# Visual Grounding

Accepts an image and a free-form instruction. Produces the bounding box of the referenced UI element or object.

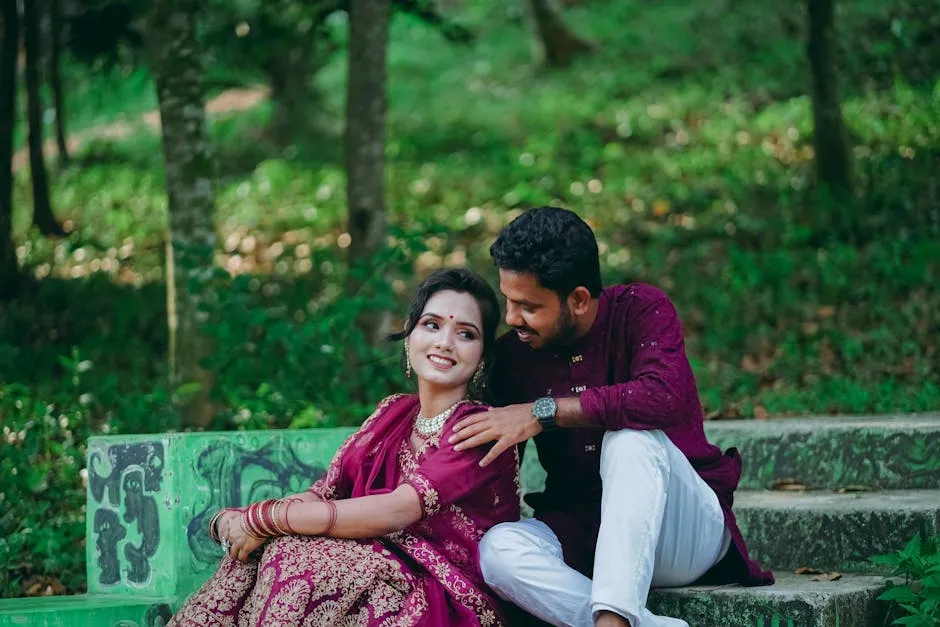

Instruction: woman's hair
[388,268,501,400]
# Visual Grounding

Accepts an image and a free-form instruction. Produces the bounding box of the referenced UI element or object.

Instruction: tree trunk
[807,0,852,193]
[149,0,217,429]
[1,0,21,298]
[527,0,592,68]
[48,0,68,165]
[266,43,319,144]
[345,0,390,345]
[23,0,64,236]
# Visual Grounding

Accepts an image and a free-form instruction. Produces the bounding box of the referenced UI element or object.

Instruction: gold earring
[472,361,485,388]
[404,340,413,379]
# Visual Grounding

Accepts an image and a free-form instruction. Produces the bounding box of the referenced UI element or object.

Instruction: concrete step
[0,577,887,627]
[0,595,176,627]
[648,572,888,627]
[704,413,940,490]
[735,489,940,575]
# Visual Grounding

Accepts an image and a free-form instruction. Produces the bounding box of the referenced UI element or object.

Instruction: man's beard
[539,304,579,351]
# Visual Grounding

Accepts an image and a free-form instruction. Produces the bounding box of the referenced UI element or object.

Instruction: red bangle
[282,498,301,534]
[244,503,266,538]
[323,500,337,536]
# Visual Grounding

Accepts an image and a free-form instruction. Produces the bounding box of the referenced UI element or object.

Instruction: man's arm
[452,291,698,465]
[577,293,695,432]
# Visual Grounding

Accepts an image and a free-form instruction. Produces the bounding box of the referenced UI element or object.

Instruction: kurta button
[572,385,586,393]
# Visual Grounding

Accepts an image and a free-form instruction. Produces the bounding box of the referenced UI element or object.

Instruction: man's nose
[505,304,523,328]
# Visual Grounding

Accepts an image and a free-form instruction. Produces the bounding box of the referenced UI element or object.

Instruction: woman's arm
[287,485,423,539]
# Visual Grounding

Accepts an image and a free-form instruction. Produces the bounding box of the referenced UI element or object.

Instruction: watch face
[534,397,556,419]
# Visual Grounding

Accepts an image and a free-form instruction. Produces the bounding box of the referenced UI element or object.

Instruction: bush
[871,536,940,626]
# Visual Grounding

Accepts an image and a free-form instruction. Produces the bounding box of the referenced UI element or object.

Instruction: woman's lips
[428,354,456,370]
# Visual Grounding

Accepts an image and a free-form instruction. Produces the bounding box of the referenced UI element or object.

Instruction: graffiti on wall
[186,440,327,567]
[88,442,164,586]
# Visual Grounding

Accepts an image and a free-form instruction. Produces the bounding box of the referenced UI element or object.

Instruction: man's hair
[388,267,501,400]
[490,207,602,298]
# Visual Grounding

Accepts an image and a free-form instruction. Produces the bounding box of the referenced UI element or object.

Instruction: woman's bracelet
[209,507,245,544]
[323,499,337,536]
[240,498,307,539]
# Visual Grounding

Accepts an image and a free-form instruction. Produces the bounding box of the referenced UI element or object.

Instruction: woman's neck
[415,380,467,418]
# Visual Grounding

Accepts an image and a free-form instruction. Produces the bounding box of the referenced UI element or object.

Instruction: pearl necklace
[414,402,461,436]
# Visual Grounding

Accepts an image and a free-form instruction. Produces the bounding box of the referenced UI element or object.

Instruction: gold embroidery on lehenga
[393,533,502,627]
[242,534,423,626]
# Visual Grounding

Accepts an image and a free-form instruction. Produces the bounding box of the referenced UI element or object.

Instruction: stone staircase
[0,413,937,626]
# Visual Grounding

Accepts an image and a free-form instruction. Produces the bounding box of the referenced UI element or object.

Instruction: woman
[170,268,521,626]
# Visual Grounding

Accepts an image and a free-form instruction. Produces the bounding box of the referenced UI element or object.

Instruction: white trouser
[480,429,731,627]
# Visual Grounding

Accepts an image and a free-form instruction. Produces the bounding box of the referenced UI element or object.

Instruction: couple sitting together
[170,207,773,627]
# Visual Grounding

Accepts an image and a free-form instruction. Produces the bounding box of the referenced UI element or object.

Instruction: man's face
[498,269,578,350]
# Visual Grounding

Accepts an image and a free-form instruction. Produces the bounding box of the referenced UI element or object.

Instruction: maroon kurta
[492,283,773,586]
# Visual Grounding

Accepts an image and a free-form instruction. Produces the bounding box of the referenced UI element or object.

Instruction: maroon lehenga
[170,394,522,626]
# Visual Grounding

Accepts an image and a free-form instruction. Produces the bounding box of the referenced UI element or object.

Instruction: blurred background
[0,0,937,600]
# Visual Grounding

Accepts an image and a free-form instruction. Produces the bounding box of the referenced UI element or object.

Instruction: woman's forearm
[286,485,423,539]
[284,490,322,503]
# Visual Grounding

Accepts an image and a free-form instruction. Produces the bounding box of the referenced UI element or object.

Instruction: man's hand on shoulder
[449,404,542,467]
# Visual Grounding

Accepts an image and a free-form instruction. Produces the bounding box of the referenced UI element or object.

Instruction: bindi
[449,315,454,319]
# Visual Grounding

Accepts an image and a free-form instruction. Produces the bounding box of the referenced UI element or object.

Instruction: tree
[526,0,592,68]
[23,0,64,236]
[149,0,217,428]
[48,0,69,165]
[345,0,391,344]
[202,0,472,141]
[1,0,20,298]
[807,0,852,193]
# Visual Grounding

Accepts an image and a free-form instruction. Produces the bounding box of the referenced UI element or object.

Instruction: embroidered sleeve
[403,472,442,518]
[308,394,403,500]
[579,289,699,431]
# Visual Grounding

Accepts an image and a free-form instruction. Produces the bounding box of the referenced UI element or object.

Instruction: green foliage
[871,536,940,626]
[0,357,94,597]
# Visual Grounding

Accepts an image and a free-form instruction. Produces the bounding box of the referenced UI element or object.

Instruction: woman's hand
[219,511,265,562]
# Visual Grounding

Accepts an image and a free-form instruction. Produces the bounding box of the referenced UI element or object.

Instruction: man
[449,207,773,627]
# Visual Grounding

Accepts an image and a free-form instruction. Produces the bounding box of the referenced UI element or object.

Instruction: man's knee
[479,522,535,589]
[600,429,668,477]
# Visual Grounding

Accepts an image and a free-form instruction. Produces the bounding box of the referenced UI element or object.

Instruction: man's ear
[567,286,592,316]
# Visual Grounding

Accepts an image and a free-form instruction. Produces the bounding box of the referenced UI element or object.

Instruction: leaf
[771,478,808,491]
[795,566,824,575]
[811,572,842,582]
[878,586,919,603]
[174,382,203,400]
[837,485,874,493]
[870,553,901,566]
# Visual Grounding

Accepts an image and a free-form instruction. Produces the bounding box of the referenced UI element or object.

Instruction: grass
[1,0,939,597]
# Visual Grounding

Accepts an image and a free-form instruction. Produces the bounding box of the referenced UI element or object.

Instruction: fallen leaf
[837,485,874,493]
[754,406,768,420]
[811,572,842,582]
[22,576,65,597]
[771,478,808,491]
[795,566,824,575]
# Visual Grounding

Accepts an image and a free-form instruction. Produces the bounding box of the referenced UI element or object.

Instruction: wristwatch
[532,397,558,431]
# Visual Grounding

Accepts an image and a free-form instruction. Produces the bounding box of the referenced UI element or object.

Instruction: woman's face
[407,290,485,392]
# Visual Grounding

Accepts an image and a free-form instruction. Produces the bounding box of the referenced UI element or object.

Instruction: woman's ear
[568,286,592,316]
